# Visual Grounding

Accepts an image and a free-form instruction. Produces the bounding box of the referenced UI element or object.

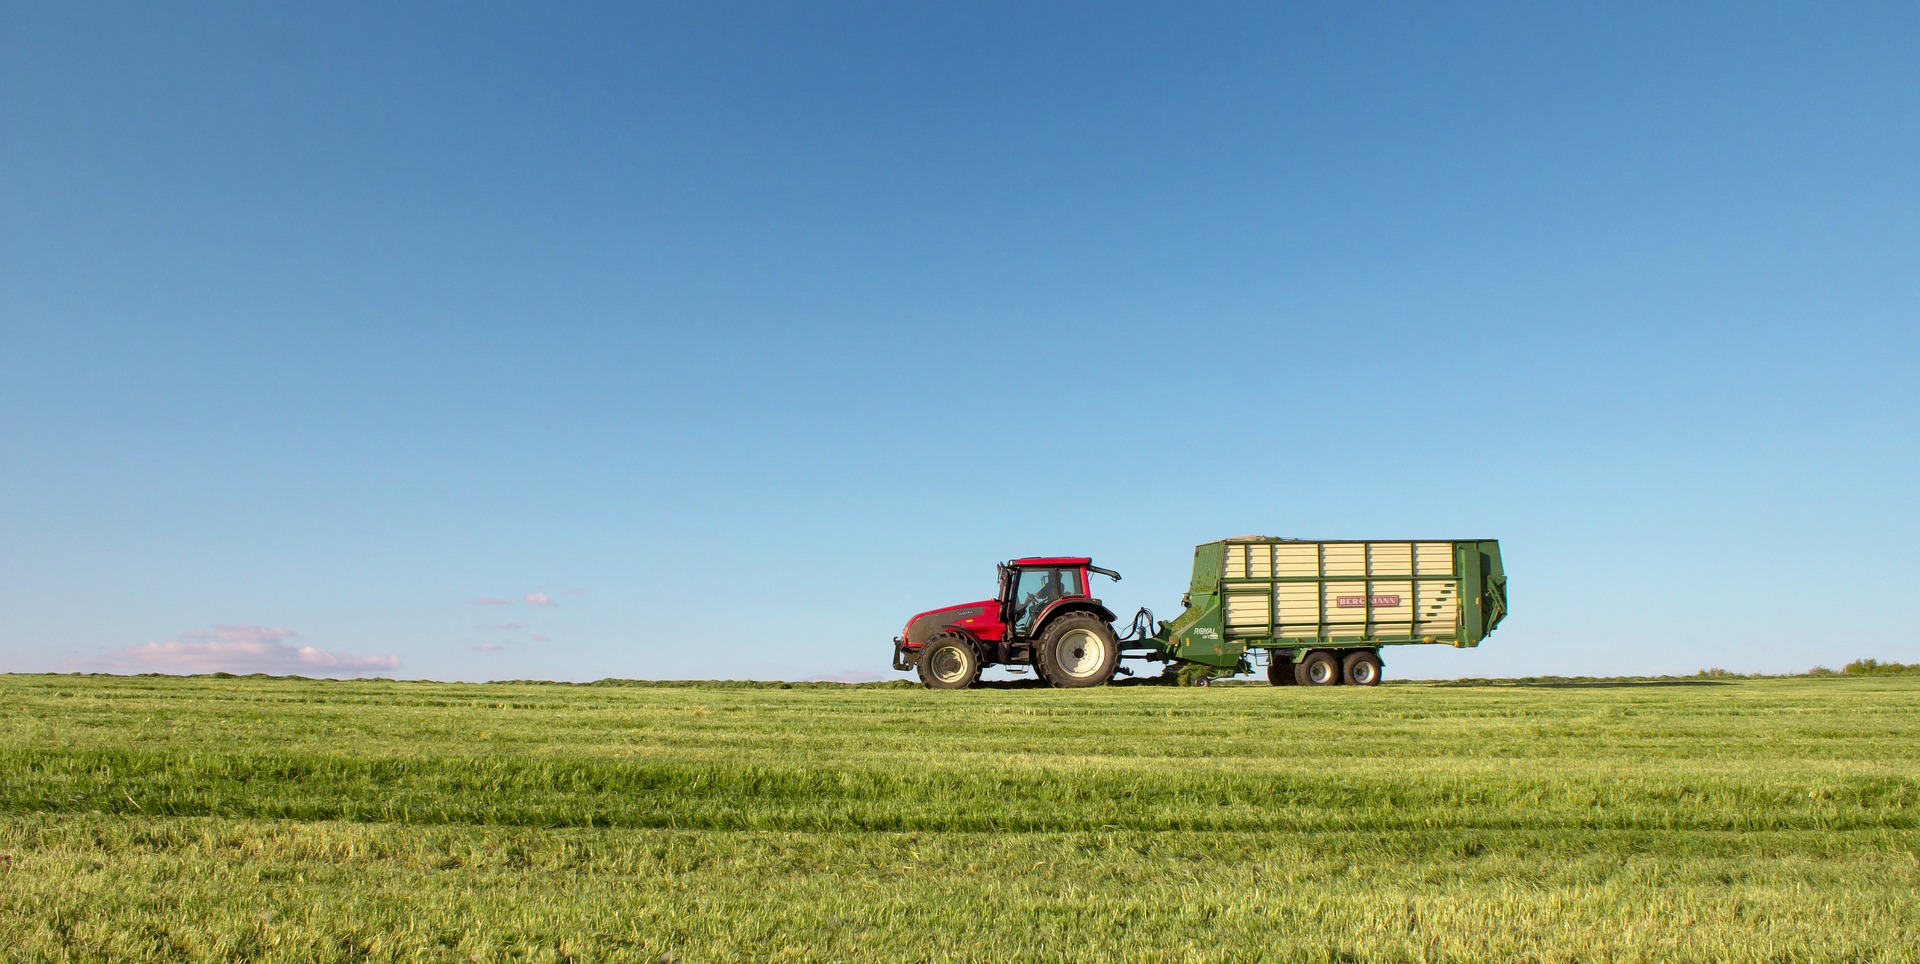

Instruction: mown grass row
[6,816,1917,962]
[4,673,1919,960]
[6,674,1918,834]
[8,743,1917,834]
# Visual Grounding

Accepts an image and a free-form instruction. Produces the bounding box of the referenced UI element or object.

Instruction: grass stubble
[1,673,1915,961]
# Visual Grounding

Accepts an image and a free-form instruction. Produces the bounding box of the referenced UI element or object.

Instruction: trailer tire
[917,633,981,690]
[1343,650,1383,686]
[1267,653,1296,686]
[1035,613,1119,688]
[1294,650,1342,686]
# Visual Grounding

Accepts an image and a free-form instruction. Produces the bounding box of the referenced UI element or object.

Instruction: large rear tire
[1294,649,1341,686]
[1035,613,1120,688]
[917,633,981,690]
[1028,643,1053,688]
[1343,650,1383,686]
[1267,652,1296,686]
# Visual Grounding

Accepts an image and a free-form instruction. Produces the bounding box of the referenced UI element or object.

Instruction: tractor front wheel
[917,633,982,690]
[1036,613,1120,688]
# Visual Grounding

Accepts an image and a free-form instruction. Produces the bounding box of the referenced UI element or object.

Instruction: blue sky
[3,2,1916,682]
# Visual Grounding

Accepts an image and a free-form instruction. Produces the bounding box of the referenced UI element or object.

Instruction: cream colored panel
[1323,581,1368,622]
[1246,544,1272,579]
[1415,543,1454,576]
[1414,579,1459,631]
[1223,544,1247,578]
[1274,583,1319,624]
[1273,544,1319,576]
[1368,543,1413,576]
[1224,593,1269,628]
[1275,583,1321,637]
[1323,544,1366,576]
[1369,581,1414,620]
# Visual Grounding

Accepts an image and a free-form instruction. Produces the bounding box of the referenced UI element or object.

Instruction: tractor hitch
[890,637,918,671]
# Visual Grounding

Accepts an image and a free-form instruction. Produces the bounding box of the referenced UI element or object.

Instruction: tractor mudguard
[1030,599,1118,638]
[896,627,986,670]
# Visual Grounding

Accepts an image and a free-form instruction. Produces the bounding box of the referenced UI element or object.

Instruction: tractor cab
[894,556,1126,689]
[996,557,1111,636]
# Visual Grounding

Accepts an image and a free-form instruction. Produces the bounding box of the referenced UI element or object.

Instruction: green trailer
[1146,538,1507,685]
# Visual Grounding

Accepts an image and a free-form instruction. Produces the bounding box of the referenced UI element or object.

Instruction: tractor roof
[1009,556,1092,567]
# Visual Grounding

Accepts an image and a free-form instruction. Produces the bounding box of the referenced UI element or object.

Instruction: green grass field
[3,672,1917,962]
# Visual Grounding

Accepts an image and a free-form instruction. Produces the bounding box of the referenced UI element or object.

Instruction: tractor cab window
[1012,567,1082,634]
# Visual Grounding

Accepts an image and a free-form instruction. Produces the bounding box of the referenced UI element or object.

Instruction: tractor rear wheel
[1343,650,1383,686]
[1029,648,1053,687]
[1294,649,1341,686]
[1035,613,1119,688]
[917,633,981,690]
[1267,652,1296,686]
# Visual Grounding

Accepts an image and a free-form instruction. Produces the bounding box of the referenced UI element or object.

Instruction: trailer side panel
[1164,538,1506,666]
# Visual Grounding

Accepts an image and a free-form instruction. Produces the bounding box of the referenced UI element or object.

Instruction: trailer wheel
[1343,650,1383,686]
[917,634,981,690]
[1267,653,1296,686]
[1035,613,1119,688]
[1294,650,1341,686]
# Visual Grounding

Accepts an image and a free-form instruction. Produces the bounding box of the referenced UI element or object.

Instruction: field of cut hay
[3,672,1917,961]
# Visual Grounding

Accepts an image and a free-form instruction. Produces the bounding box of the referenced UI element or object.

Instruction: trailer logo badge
[1336,595,1401,608]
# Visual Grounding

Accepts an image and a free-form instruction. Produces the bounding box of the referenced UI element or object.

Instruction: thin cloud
[565,588,589,596]
[493,623,529,631]
[470,597,512,607]
[530,634,550,642]
[71,625,399,677]
[524,592,554,606]
[474,642,505,652]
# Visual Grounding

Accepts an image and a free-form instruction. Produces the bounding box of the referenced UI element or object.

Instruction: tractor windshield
[1012,568,1083,634]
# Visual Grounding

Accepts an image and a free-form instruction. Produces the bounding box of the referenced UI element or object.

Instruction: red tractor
[891,557,1149,689]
